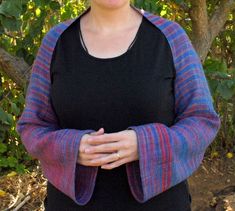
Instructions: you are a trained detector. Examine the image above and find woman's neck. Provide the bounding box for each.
[84,2,140,34]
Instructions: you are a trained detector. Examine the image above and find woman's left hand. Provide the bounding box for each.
[84,129,139,169]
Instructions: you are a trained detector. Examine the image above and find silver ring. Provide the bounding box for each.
[116,152,121,160]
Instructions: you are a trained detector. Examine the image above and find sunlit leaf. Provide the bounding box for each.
[0,189,6,197]
[7,171,17,177]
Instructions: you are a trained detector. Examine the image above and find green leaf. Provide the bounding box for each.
[18,93,25,105]
[219,61,227,72]
[0,0,22,18]
[217,82,234,100]
[34,0,47,7]
[23,154,32,161]
[0,107,8,123]
[206,71,231,80]
[214,72,231,79]
[226,81,234,89]
[207,79,219,96]
[7,156,18,167]
[0,157,8,167]
[204,59,228,73]
[49,1,61,10]
[0,112,14,126]
[16,163,26,174]
[11,102,20,116]
[0,143,7,153]
[204,59,231,83]
[0,15,21,31]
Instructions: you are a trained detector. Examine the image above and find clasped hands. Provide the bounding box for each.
[77,128,139,170]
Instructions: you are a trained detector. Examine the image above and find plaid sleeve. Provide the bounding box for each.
[125,18,221,202]
[16,26,98,205]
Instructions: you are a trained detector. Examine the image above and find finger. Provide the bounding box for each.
[90,128,104,136]
[89,152,120,166]
[77,153,110,166]
[78,159,97,166]
[87,132,122,145]
[84,142,121,154]
[82,152,111,160]
[101,158,128,170]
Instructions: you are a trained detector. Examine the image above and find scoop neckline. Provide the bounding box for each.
[75,15,144,62]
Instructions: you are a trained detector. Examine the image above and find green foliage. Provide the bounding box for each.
[134,0,162,14]
[205,59,235,100]
[203,8,235,157]
[0,0,86,65]
[204,59,235,156]
[0,0,88,174]
[0,73,34,174]
[0,0,25,31]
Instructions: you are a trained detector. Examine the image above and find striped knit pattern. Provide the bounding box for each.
[16,5,220,205]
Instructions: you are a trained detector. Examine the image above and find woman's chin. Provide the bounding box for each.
[92,0,129,10]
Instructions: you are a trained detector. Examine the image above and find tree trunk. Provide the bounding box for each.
[189,0,235,63]
[190,0,211,62]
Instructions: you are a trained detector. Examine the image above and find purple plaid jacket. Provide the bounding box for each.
[16,5,220,205]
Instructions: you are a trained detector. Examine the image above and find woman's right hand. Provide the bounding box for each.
[77,128,111,166]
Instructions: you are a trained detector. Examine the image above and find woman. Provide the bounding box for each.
[16,0,220,210]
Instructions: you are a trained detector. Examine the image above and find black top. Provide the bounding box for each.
[45,12,191,211]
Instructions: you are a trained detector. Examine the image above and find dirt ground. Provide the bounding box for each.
[0,157,235,211]
[188,157,235,211]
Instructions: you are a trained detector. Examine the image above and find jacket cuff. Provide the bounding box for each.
[40,129,98,205]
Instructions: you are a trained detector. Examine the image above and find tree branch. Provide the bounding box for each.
[0,47,30,88]
[209,0,235,39]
